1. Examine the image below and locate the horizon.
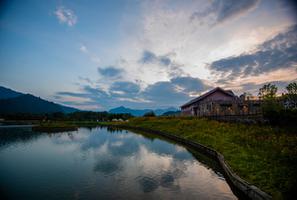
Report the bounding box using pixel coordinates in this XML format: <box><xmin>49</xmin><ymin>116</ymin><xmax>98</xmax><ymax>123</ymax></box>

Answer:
<box><xmin>1</xmin><ymin>0</ymin><xmax>297</xmax><ymax>111</ymax></box>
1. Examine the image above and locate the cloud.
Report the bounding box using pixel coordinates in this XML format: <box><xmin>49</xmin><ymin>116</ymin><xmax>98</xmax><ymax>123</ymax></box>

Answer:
<box><xmin>79</xmin><ymin>44</ymin><xmax>101</xmax><ymax>64</ymax></box>
<box><xmin>55</xmin><ymin>75</ymin><xmax>209</xmax><ymax>110</ymax></box>
<box><xmin>141</xmin><ymin>81</ymin><xmax>187</xmax><ymax>106</ymax></box>
<box><xmin>138</xmin><ymin>50</ymin><xmax>185</xmax><ymax>79</ymax></box>
<box><xmin>78</xmin><ymin>76</ymin><xmax>94</xmax><ymax>85</ymax></box>
<box><xmin>139</xmin><ymin>50</ymin><xmax>157</xmax><ymax>64</ymax></box>
<box><xmin>139</xmin><ymin>50</ymin><xmax>171</xmax><ymax>66</ymax></box>
<box><xmin>80</xmin><ymin>45</ymin><xmax>88</xmax><ymax>53</ymax></box>
<box><xmin>190</xmin><ymin>0</ymin><xmax>260</xmax><ymax>25</ymax></box>
<box><xmin>240</xmin><ymin>80</ymin><xmax>296</xmax><ymax>95</ymax></box>
<box><xmin>98</xmin><ymin>66</ymin><xmax>123</xmax><ymax>77</ymax></box>
<box><xmin>53</xmin><ymin>1</ymin><xmax>296</xmax><ymax>110</ymax></box>
<box><xmin>209</xmin><ymin>24</ymin><xmax>297</xmax><ymax>82</ymax></box>
<box><xmin>54</xmin><ymin>6</ymin><xmax>77</xmax><ymax>26</ymax></box>
<box><xmin>110</xmin><ymin>81</ymin><xmax>140</xmax><ymax>95</ymax></box>
<box><xmin>171</xmin><ymin>76</ymin><xmax>210</xmax><ymax>93</ymax></box>
<box><xmin>116</xmin><ymin>0</ymin><xmax>288</xmax><ymax>85</ymax></box>
<box><xmin>142</xmin><ymin>76</ymin><xmax>209</xmax><ymax>105</ymax></box>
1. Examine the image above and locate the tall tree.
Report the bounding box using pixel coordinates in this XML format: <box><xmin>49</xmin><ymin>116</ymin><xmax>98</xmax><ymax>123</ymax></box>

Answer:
<box><xmin>286</xmin><ymin>82</ymin><xmax>297</xmax><ymax>95</ymax></box>
<box><xmin>258</xmin><ymin>83</ymin><xmax>278</xmax><ymax>100</ymax></box>
<box><xmin>285</xmin><ymin>82</ymin><xmax>297</xmax><ymax>109</ymax></box>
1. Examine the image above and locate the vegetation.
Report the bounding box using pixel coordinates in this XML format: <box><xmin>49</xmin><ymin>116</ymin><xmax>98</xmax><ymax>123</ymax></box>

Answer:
<box><xmin>258</xmin><ymin>83</ymin><xmax>278</xmax><ymax>99</ymax></box>
<box><xmin>115</xmin><ymin>116</ymin><xmax>297</xmax><ymax>199</ymax></box>
<box><xmin>32</xmin><ymin>120</ymin><xmax>112</xmax><ymax>133</ymax></box>
<box><xmin>161</xmin><ymin>110</ymin><xmax>181</xmax><ymax>116</ymax></box>
<box><xmin>259</xmin><ymin>82</ymin><xmax>297</xmax><ymax>127</ymax></box>
<box><xmin>22</xmin><ymin>111</ymin><xmax>132</xmax><ymax>132</ymax></box>
<box><xmin>1</xmin><ymin>111</ymin><xmax>133</xmax><ymax>121</ymax></box>
<box><xmin>143</xmin><ymin>111</ymin><xmax>156</xmax><ymax>117</ymax></box>
<box><xmin>285</xmin><ymin>82</ymin><xmax>297</xmax><ymax>109</ymax></box>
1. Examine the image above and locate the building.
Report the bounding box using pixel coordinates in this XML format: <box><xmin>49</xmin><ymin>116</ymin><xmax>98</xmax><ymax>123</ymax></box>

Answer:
<box><xmin>181</xmin><ymin>87</ymin><xmax>261</xmax><ymax>117</ymax></box>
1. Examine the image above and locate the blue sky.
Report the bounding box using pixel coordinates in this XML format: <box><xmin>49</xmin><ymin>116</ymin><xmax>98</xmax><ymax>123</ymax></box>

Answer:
<box><xmin>0</xmin><ymin>0</ymin><xmax>297</xmax><ymax>110</ymax></box>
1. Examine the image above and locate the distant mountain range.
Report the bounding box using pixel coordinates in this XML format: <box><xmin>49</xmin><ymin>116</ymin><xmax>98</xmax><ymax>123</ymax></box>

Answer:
<box><xmin>109</xmin><ymin>106</ymin><xmax>179</xmax><ymax>116</ymax></box>
<box><xmin>0</xmin><ymin>86</ymin><xmax>78</xmax><ymax>114</ymax></box>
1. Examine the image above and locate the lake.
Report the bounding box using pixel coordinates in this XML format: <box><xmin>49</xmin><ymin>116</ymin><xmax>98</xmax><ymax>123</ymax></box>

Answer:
<box><xmin>0</xmin><ymin>126</ymin><xmax>237</xmax><ymax>199</ymax></box>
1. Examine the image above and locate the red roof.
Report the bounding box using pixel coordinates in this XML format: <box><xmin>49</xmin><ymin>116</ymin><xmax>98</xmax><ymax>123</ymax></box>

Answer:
<box><xmin>181</xmin><ymin>87</ymin><xmax>235</xmax><ymax>108</ymax></box>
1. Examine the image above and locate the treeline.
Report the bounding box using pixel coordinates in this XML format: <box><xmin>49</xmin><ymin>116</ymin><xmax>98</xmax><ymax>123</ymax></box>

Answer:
<box><xmin>258</xmin><ymin>82</ymin><xmax>297</xmax><ymax>126</ymax></box>
<box><xmin>0</xmin><ymin>111</ymin><xmax>133</xmax><ymax>121</ymax></box>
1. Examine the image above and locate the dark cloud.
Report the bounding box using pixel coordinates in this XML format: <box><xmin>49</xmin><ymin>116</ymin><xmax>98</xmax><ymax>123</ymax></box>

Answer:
<box><xmin>142</xmin><ymin>76</ymin><xmax>209</xmax><ymax>106</ymax></box>
<box><xmin>209</xmin><ymin>24</ymin><xmax>297</xmax><ymax>82</ymax></box>
<box><xmin>139</xmin><ymin>50</ymin><xmax>185</xmax><ymax>78</ymax></box>
<box><xmin>56</xmin><ymin>91</ymin><xmax>90</xmax><ymax>98</ymax></box>
<box><xmin>139</xmin><ymin>50</ymin><xmax>172</xmax><ymax>66</ymax></box>
<box><xmin>143</xmin><ymin>81</ymin><xmax>187</xmax><ymax>104</ymax></box>
<box><xmin>110</xmin><ymin>81</ymin><xmax>140</xmax><ymax>95</ymax></box>
<box><xmin>78</xmin><ymin>76</ymin><xmax>94</xmax><ymax>85</ymax></box>
<box><xmin>83</xmin><ymin>85</ymin><xmax>108</xmax><ymax>98</ymax></box>
<box><xmin>59</xmin><ymin>100</ymin><xmax>98</xmax><ymax>107</ymax></box>
<box><xmin>56</xmin><ymin>86</ymin><xmax>111</xmax><ymax>110</ymax></box>
<box><xmin>56</xmin><ymin>76</ymin><xmax>209</xmax><ymax>110</ymax></box>
<box><xmin>171</xmin><ymin>76</ymin><xmax>210</xmax><ymax>93</ymax></box>
<box><xmin>160</xmin><ymin>57</ymin><xmax>171</xmax><ymax>66</ymax></box>
<box><xmin>98</xmin><ymin>66</ymin><xmax>123</xmax><ymax>77</ymax></box>
<box><xmin>191</xmin><ymin>0</ymin><xmax>260</xmax><ymax>25</ymax></box>
<box><xmin>56</xmin><ymin>83</ymin><xmax>142</xmax><ymax>110</ymax></box>
<box><xmin>140</xmin><ymin>50</ymin><xmax>157</xmax><ymax>64</ymax></box>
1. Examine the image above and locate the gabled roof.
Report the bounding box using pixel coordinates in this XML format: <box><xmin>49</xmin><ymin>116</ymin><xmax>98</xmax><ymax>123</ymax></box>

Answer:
<box><xmin>181</xmin><ymin>87</ymin><xmax>235</xmax><ymax>108</ymax></box>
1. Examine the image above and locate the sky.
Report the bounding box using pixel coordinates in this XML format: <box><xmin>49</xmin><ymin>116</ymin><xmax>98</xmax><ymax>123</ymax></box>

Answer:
<box><xmin>0</xmin><ymin>0</ymin><xmax>297</xmax><ymax>111</ymax></box>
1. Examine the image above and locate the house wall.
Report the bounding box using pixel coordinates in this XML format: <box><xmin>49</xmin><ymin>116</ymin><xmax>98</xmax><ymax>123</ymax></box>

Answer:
<box><xmin>181</xmin><ymin>106</ymin><xmax>192</xmax><ymax>116</ymax></box>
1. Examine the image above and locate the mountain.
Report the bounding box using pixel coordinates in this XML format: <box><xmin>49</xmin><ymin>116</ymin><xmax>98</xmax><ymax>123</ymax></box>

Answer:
<box><xmin>161</xmin><ymin>110</ymin><xmax>181</xmax><ymax>116</ymax></box>
<box><xmin>0</xmin><ymin>86</ymin><xmax>78</xmax><ymax>114</ymax></box>
<box><xmin>109</xmin><ymin>106</ymin><xmax>151</xmax><ymax>116</ymax></box>
<box><xmin>154</xmin><ymin>107</ymin><xmax>179</xmax><ymax>115</ymax></box>
<box><xmin>0</xmin><ymin>86</ymin><xmax>23</xmax><ymax>99</ymax></box>
<box><xmin>109</xmin><ymin>106</ymin><xmax>178</xmax><ymax>116</ymax></box>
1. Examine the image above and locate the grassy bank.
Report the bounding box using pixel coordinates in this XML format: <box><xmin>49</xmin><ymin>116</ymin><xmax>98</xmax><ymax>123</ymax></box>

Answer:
<box><xmin>32</xmin><ymin>121</ymin><xmax>101</xmax><ymax>132</ymax></box>
<box><xmin>114</xmin><ymin>117</ymin><xmax>297</xmax><ymax>199</ymax></box>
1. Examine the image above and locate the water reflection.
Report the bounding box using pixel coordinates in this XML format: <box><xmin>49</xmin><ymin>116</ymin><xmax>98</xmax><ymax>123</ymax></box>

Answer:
<box><xmin>93</xmin><ymin>155</ymin><xmax>122</xmax><ymax>176</ymax></box>
<box><xmin>0</xmin><ymin>126</ymin><xmax>237</xmax><ymax>200</ymax></box>
<box><xmin>0</xmin><ymin>127</ymin><xmax>42</xmax><ymax>148</ymax></box>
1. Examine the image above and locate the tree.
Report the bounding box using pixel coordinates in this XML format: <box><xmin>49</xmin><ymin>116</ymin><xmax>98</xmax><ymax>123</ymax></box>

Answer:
<box><xmin>143</xmin><ymin>111</ymin><xmax>156</xmax><ymax>117</ymax></box>
<box><xmin>258</xmin><ymin>83</ymin><xmax>277</xmax><ymax>100</ymax></box>
<box><xmin>240</xmin><ymin>92</ymin><xmax>253</xmax><ymax>100</ymax></box>
<box><xmin>285</xmin><ymin>82</ymin><xmax>297</xmax><ymax>109</ymax></box>
<box><xmin>258</xmin><ymin>82</ymin><xmax>297</xmax><ymax>126</ymax></box>
<box><xmin>286</xmin><ymin>82</ymin><xmax>297</xmax><ymax>95</ymax></box>
<box><xmin>258</xmin><ymin>83</ymin><xmax>281</xmax><ymax>124</ymax></box>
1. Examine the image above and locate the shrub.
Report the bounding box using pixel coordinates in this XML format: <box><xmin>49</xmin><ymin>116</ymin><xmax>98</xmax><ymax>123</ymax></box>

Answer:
<box><xmin>143</xmin><ymin>111</ymin><xmax>156</xmax><ymax>117</ymax></box>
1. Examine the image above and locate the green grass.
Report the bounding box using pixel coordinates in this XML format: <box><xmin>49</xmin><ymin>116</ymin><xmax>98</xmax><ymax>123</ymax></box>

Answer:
<box><xmin>114</xmin><ymin>117</ymin><xmax>297</xmax><ymax>199</ymax></box>
<box><xmin>33</xmin><ymin>121</ymin><xmax>103</xmax><ymax>132</ymax></box>
<box><xmin>38</xmin><ymin>121</ymin><xmax>101</xmax><ymax>127</ymax></box>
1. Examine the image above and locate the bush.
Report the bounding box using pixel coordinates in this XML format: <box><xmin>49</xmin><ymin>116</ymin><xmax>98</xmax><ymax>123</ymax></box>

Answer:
<box><xmin>262</xmin><ymin>99</ymin><xmax>297</xmax><ymax>127</ymax></box>
<box><xmin>143</xmin><ymin>111</ymin><xmax>156</xmax><ymax>117</ymax></box>
<box><xmin>264</xmin><ymin>108</ymin><xmax>297</xmax><ymax>127</ymax></box>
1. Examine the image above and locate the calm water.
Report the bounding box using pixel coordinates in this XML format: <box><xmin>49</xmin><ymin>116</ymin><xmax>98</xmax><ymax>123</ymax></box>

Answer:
<box><xmin>0</xmin><ymin>126</ymin><xmax>237</xmax><ymax>200</ymax></box>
